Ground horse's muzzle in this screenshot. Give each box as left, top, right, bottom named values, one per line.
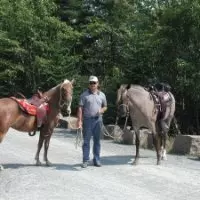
left=118, top=104, right=128, bottom=118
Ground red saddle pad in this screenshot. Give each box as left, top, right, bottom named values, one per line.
left=11, top=97, right=37, bottom=115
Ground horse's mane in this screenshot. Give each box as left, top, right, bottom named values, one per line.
left=63, top=79, right=70, bottom=84
left=44, top=79, right=71, bottom=96
left=120, top=84, right=143, bottom=90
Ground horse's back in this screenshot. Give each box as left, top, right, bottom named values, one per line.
left=0, top=98, right=20, bottom=131
left=0, top=97, right=20, bottom=113
left=127, top=86, right=157, bottom=127
left=127, top=86, right=154, bottom=108
left=0, top=97, right=36, bottom=132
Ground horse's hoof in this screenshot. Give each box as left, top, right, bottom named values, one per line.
left=46, top=161, right=52, bottom=167
left=161, top=156, right=167, bottom=161
left=36, top=160, right=42, bottom=166
left=0, top=165, right=4, bottom=171
left=157, top=160, right=161, bottom=165
left=132, top=160, right=139, bottom=165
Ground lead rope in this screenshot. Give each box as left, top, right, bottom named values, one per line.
left=67, top=104, right=129, bottom=147
left=102, top=116, right=120, bottom=139
left=102, top=103, right=129, bottom=140
left=75, top=128, right=83, bottom=149
left=67, top=113, right=83, bottom=149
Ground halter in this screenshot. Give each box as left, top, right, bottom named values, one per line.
left=118, top=102, right=130, bottom=130
left=59, top=82, right=72, bottom=109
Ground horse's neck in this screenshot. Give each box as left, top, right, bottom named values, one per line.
left=45, top=84, right=61, bottom=110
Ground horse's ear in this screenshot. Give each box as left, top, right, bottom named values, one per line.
left=71, top=79, right=75, bottom=85
left=126, top=84, right=131, bottom=90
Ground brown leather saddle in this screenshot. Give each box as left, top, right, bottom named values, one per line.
left=149, top=91, right=172, bottom=120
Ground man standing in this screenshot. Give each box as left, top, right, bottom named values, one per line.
left=77, top=76, right=107, bottom=168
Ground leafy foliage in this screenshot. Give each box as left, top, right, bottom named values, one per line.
left=1, top=0, right=200, bottom=133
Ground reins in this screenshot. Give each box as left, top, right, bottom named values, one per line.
left=67, top=113, right=83, bottom=149
left=59, top=83, right=66, bottom=109
left=102, top=103, right=130, bottom=140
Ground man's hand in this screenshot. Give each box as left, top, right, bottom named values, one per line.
left=77, top=120, right=82, bottom=129
left=98, top=107, right=107, bottom=115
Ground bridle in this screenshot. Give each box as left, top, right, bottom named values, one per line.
left=59, top=82, right=73, bottom=109
left=117, top=89, right=130, bottom=130
left=103, top=88, right=130, bottom=140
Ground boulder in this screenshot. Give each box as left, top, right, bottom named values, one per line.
left=57, top=118, right=68, bottom=129
left=102, top=125, right=153, bottom=148
left=101, top=124, right=123, bottom=142
left=120, top=128, right=153, bottom=148
left=172, top=135, right=200, bottom=156
left=57, top=116, right=78, bottom=130
left=121, top=126, right=135, bottom=145
left=140, top=130, right=153, bottom=149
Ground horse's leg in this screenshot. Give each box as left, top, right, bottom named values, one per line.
left=161, top=133, right=167, bottom=160
left=0, top=131, right=7, bottom=170
left=0, top=132, right=4, bottom=170
left=158, top=122, right=165, bottom=161
left=160, top=118, right=171, bottom=161
left=35, top=133, right=44, bottom=166
left=43, top=126, right=53, bottom=166
left=152, top=125, right=161, bottom=165
left=43, top=135, right=52, bottom=166
left=0, top=125, right=10, bottom=169
left=0, top=132, right=6, bottom=143
left=133, top=129, right=140, bottom=165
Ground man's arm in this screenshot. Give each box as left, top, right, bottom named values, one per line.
left=77, top=93, right=84, bottom=128
left=99, top=106, right=107, bottom=114
left=77, top=106, right=83, bottom=128
left=99, top=93, right=107, bottom=114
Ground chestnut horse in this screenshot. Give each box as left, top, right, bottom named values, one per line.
left=0, top=79, right=74, bottom=169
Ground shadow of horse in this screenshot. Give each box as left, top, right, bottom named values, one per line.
left=2, top=163, right=80, bottom=171
left=52, top=129, right=77, bottom=139
left=187, top=157, right=200, bottom=162
left=100, top=155, right=150, bottom=166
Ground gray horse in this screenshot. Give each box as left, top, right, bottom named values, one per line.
left=116, top=84, right=175, bottom=165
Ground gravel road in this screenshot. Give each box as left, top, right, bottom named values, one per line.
left=0, top=128, right=200, bottom=200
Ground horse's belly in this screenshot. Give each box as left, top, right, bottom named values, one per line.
left=11, top=115, right=36, bottom=132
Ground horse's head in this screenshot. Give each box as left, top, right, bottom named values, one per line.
left=60, top=79, right=74, bottom=114
left=116, top=84, right=130, bottom=118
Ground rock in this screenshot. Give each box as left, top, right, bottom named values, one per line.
left=57, top=116, right=78, bottom=130
left=140, top=130, right=153, bottom=149
left=121, top=128, right=152, bottom=148
left=65, top=116, right=78, bottom=130
left=172, top=135, right=200, bottom=156
left=102, top=125, right=153, bottom=147
left=57, top=118, right=68, bottom=129
left=121, top=126, right=135, bottom=145
left=101, top=124, right=123, bottom=142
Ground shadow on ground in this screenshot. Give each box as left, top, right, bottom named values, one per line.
left=52, top=129, right=77, bottom=139
left=2, top=163, right=80, bottom=171
left=187, top=157, right=200, bottom=162
left=100, top=155, right=150, bottom=165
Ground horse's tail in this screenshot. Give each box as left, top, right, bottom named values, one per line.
left=28, top=131, right=36, bottom=136
left=172, top=116, right=181, bottom=135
